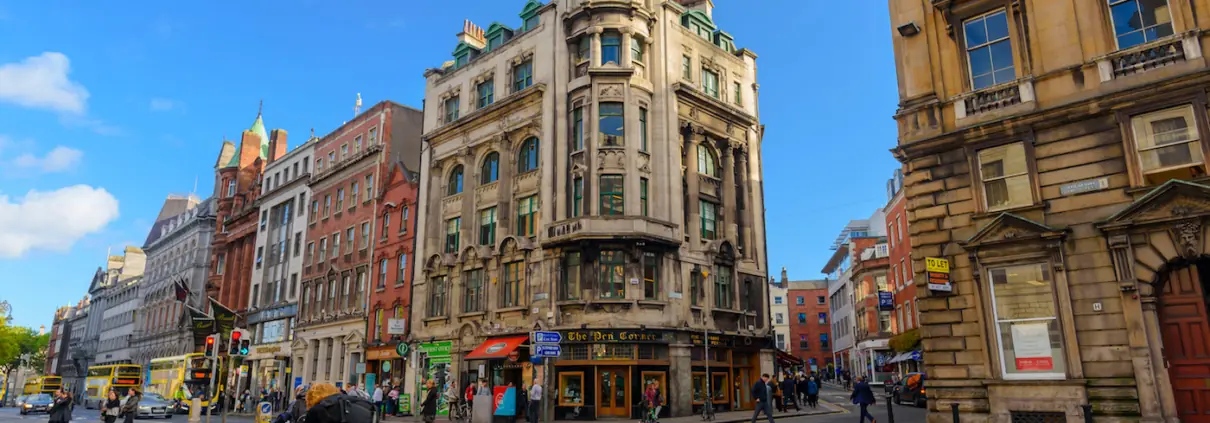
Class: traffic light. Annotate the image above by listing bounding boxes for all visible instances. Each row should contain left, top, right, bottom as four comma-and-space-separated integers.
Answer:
229, 328, 251, 356
204, 335, 218, 358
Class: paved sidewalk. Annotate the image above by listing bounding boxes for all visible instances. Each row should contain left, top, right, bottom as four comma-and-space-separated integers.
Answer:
383, 401, 844, 423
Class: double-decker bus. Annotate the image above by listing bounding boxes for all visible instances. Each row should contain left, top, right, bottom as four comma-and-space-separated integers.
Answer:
22, 376, 62, 395
181, 354, 223, 413
83, 365, 142, 409
145, 353, 221, 413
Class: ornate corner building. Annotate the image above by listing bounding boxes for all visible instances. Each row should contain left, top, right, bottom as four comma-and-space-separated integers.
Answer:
888, 0, 1210, 421
413, 0, 770, 419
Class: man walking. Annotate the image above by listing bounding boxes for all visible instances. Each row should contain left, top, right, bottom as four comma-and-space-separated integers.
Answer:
526, 378, 542, 423
748, 374, 775, 423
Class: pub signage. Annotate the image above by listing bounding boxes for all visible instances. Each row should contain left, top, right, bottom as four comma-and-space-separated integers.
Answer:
563, 329, 672, 344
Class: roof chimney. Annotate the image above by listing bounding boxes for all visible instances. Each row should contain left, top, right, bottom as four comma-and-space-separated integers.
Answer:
781, 267, 788, 283
458, 20, 487, 50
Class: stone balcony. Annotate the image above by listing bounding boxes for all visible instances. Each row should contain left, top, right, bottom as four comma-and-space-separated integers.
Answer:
1096, 32, 1203, 82
541, 216, 680, 247
952, 77, 1036, 125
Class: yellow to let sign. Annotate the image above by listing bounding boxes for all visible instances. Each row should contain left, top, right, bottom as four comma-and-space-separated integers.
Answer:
925, 257, 950, 273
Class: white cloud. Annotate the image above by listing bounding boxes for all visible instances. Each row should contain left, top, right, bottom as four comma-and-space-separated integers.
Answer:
149, 98, 177, 112
13, 146, 83, 173
0, 52, 90, 114
0, 185, 120, 258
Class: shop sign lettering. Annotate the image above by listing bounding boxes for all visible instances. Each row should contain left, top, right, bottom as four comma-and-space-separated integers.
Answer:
419, 341, 453, 357
563, 329, 672, 344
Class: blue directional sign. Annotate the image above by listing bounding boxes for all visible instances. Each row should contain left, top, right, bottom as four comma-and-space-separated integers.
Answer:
533, 331, 562, 344
535, 344, 561, 357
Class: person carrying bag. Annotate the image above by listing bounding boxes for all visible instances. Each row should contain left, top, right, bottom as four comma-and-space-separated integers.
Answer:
101, 391, 122, 423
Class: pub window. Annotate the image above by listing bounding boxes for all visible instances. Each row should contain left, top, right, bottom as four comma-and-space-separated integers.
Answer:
642, 252, 659, 300
710, 373, 728, 404
559, 372, 584, 406
692, 373, 708, 403
502, 261, 524, 307
428, 275, 447, 317
598, 250, 625, 299
713, 265, 733, 309
562, 252, 581, 300
1130, 105, 1204, 185
977, 142, 1033, 211
641, 372, 666, 405
988, 262, 1066, 380
463, 269, 484, 313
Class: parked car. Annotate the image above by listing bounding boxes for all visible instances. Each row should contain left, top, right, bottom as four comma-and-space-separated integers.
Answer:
136, 393, 175, 419
890, 373, 926, 407
21, 394, 53, 415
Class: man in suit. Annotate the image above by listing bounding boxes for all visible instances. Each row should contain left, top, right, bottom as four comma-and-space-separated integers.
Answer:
748, 374, 775, 423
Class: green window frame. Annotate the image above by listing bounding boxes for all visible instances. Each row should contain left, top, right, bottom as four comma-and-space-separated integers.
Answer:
631, 37, 644, 63
733, 81, 742, 105
639, 107, 648, 151
488, 34, 503, 51
562, 252, 581, 300
700, 200, 717, 240
640, 177, 649, 217
572, 107, 584, 151
479, 207, 497, 246
464, 269, 484, 313
701, 69, 719, 98
601, 33, 620, 64
599, 175, 624, 216
698, 146, 719, 177
447, 165, 464, 195
572, 176, 584, 217
642, 252, 659, 300
599, 102, 624, 147
513, 60, 533, 92
598, 250, 625, 299
682, 56, 692, 80
503, 261, 524, 307
690, 271, 701, 306
714, 265, 733, 309
428, 275, 447, 317
455, 53, 468, 69
444, 217, 460, 253
517, 195, 538, 237
444, 96, 460, 123
576, 37, 591, 65
477, 80, 494, 109
525, 15, 539, 31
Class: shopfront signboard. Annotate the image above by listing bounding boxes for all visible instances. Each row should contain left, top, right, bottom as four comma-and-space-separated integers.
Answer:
563, 329, 673, 343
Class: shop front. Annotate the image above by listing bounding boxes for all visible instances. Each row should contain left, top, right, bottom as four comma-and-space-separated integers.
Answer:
688, 333, 767, 414
553, 329, 674, 421
415, 341, 453, 416
246, 304, 296, 401
366, 343, 407, 389
462, 335, 535, 393
853, 339, 894, 385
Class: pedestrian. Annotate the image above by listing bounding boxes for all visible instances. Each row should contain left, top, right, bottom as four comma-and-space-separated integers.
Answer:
476, 379, 490, 396
420, 380, 439, 423
389, 385, 400, 416
287, 386, 309, 423
527, 379, 543, 423
643, 380, 662, 423
748, 374, 775, 423
48, 390, 72, 423
780, 375, 798, 412
843, 370, 852, 391
120, 388, 141, 423
101, 390, 121, 423
771, 375, 784, 413
805, 376, 820, 409
371, 383, 384, 416
849, 376, 876, 423
796, 376, 809, 405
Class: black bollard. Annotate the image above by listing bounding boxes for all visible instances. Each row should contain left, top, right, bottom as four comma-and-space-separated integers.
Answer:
1082, 404, 1093, 423
951, 403, 960, 423
886, 395, 896, 423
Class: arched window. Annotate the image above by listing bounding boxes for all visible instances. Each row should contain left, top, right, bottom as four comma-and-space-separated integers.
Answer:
697, 146, 720, 178
481, 152, 500, 184
518, 137, 539, 173
447, 165, 464, 195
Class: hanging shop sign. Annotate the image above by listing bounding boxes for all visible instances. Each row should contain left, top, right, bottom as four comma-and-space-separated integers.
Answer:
563, 329, 673, 344
926, 257, 953, 292
418, 341, 453, 357
878, 292, 894, 310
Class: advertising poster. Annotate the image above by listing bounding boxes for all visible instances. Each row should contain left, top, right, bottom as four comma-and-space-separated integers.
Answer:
1011, 322, 1054, 371
492, 386, 517, 416
397, 393, 411, 415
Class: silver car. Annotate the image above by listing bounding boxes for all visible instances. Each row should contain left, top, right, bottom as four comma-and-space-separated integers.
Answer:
135, 393, 174, 419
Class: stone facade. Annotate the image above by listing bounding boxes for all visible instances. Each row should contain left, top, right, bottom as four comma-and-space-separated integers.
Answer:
131, 195, 212, 367
413, 0, 770, 419
888, 0, 1210, 421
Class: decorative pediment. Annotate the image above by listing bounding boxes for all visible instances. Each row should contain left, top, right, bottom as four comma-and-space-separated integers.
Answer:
343, 330, 364, 345
1100, 179, 1210, 229
290, 338, 309, 352
962, 213, 1064, 248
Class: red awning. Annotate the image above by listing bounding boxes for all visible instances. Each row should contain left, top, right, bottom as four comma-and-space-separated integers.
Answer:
464, 336, 529, 360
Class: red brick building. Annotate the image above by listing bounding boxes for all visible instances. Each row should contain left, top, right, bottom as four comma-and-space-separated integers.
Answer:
294, 101, 422, 387
209, 106, 288, 314
883, 169, 920, 373
365, 160, 420, 385
786, 280, 831, 373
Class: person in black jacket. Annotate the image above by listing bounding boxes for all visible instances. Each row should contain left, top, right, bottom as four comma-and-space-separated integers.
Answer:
420, 379, 439, 423
102, 390, 122, 423
779, 376, 799, 412
48, 390, 73, 423
849, 376, 877, 423
748, 374, 775, 423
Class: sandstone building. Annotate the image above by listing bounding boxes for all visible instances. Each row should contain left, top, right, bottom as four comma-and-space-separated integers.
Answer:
412, 0, 770, 419
888, 0, 1210, 421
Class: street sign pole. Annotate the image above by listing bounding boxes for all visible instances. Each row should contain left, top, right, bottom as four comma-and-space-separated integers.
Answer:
531, 331, 562, 423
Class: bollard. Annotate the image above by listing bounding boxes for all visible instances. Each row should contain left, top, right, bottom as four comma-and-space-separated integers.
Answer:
189, 398, 203, 423
885, 395, 896, 423
951, 403, 960, 423
1082, 404, 1093, 423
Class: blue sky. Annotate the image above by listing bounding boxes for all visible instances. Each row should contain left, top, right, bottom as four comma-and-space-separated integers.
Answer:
0, 0, 899, 330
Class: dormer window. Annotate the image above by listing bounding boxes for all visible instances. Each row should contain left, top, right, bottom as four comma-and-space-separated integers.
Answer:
525, 15, 539, 31
455, 53, 469, 69
488, 34, 504, 50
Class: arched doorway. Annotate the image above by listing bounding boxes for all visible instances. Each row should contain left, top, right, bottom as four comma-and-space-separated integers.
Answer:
1158, 260, 1210, 423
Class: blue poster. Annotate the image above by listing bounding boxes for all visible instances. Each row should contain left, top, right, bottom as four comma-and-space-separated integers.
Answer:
877, 292, 894, 310
294, 378, 303, 389
493, 387, 517, 416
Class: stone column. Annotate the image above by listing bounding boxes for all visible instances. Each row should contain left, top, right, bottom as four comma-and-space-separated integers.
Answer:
686, 127, 703, 245
620, 29, 633, 68
735, 149, 751, 258
1108, 235, 1167, 422
720, 144, 737, 243
589, 28, 603, 68
316, 338, 330, 382
668, 345, 693, 417
333, 339, 347, 385
1141, 299, 1180, 422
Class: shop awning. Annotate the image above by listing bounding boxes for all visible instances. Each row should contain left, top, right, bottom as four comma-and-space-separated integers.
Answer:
776, 350, 804, 365
464, 335, 529, 360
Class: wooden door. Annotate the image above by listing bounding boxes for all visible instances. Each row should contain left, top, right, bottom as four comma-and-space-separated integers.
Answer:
736, 368, 755, 410
597, 367, 629, 417
1159, 264, 1210, 423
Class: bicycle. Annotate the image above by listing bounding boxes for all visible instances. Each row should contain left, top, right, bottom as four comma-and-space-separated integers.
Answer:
700, 401, 714, 421
449, 399, 471, 423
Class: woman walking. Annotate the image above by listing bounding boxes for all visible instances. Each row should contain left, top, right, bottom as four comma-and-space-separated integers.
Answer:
849, 376, 876, 423
805, 376, 820, 408
48, 390, 73, 423
120, 388, 142, 423
420, 380, 439, 423
101, 390, 122, 423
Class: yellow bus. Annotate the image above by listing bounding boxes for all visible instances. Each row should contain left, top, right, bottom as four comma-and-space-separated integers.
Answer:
83, 365, 142, 409
22, 376, 62, 394
181, 354, 223, 413
145, 353, 221, 413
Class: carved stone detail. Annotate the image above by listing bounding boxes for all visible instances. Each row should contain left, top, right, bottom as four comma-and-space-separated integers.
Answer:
1135, 195, 1210, 223
599, 83, 624, 98
1170, 219, 1202, 259
596, 149, 626, 171
638, 154, 651, 174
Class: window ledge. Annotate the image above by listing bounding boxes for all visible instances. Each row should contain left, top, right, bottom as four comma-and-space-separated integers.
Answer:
974, 202, 1045, 220
1125, 175, 1210, 195
588, 66, 635, 77
422, 316, 449, 324
637, 300, 667, 309
458, 311, 486, 319
711, 308, 744, 316
556, 299, 587, 307
494, 306, 528, 315
981, 378, 1083, 386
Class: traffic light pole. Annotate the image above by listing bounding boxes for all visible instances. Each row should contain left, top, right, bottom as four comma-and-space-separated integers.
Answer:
222, 355, 235, 423
206, 334, 219, 423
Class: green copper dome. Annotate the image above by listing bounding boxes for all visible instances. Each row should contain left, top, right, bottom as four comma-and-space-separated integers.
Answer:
224, 107, 271, 168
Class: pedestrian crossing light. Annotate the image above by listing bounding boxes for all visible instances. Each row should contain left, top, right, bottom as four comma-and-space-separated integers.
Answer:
204, 335, 218, 358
